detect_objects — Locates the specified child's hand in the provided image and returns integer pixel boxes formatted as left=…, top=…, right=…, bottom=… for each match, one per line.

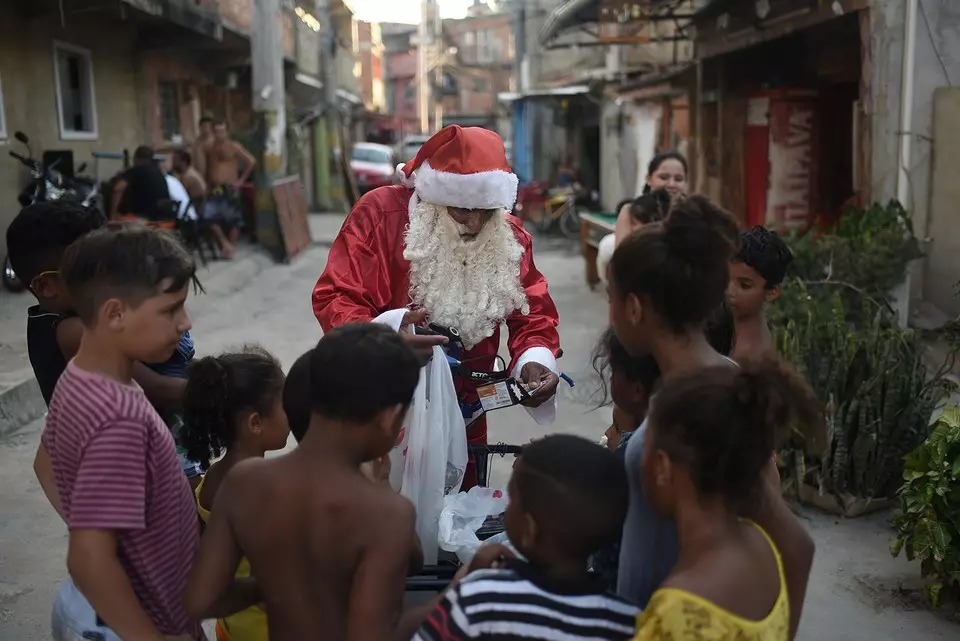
left=451, top=542, right=516, bottom=587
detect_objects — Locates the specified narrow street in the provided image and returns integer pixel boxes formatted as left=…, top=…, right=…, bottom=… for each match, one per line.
left=0, top=229, right=956, bottom=639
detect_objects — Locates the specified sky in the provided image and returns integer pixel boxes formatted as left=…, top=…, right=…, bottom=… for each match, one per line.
left=347, top=0, right=478, bottom=24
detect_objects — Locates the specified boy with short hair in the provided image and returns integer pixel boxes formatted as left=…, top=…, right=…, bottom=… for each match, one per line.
left=185, top=324, right=422, bottom=641
left=45, top=224, right=255, bottom=641
left=7, top=204, right=204, bottom=514
left=727, top=225, right=793, bottom=362
left=411, top=434, right=639, bottom=641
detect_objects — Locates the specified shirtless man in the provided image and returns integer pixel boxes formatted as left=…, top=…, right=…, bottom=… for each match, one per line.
left=183, top=324, right=420, bottom=641
left=192, top=116, right=214, bottom=179
left=171, top=149, right=206, bottom=207
left=203, top=120, right=256, bottom=258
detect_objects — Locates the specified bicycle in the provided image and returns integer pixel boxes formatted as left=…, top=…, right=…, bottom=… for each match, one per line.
left=521, top=186, right=582, bottom=240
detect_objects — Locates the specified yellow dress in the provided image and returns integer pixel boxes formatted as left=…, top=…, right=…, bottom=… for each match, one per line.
left=195, top=477, right=269, bottom=641
left=632, top=522, right=790, bottom=641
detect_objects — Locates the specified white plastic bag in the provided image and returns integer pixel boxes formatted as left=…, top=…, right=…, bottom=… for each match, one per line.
left=438, top=486, right=510, bottom=564
left=394, top=343, right=468, bottom=564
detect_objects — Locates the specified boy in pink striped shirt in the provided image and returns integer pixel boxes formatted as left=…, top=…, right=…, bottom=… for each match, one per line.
left=44, top=224, right=258, bottom=641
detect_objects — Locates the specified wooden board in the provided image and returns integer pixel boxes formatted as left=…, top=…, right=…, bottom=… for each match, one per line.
left=271, top=176, right=313, bottom=262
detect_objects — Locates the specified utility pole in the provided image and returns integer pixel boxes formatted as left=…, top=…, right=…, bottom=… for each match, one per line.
left=418, top=0, right=431, bottom=133
left=251, top=0, right=286, bottom=178
left=315, top=0, right=339, bottom=209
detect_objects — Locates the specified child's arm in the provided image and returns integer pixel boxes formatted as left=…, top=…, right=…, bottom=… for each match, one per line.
left=183, top=465, right=261, bottom=619
left=56, top=317, right=186, bottom=411
left=68, top=529, right=165, bottom=641
left=347, top=496, right=416, bottom=641
left=747, top=460, right=815, bottom=640
left=33, top=441, right=66, bottom=522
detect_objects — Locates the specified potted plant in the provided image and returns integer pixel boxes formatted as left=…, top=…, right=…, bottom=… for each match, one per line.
left=771, top=201, right=952, bottom=516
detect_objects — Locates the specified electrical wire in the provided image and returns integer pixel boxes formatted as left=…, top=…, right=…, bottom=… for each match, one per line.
left=918, top=0, right=953, bottom=86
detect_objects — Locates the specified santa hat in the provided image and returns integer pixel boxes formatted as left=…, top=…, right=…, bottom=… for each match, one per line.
left=396, top=125, right=518, bottom=210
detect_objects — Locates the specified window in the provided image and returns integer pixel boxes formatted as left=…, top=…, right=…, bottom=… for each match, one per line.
left=404, top=83, right=415, bottom=104
left=158, top=81, right=181, bottom=140
left=0, top=74, right=6, bottom=140
left=53, top=42, right=98, bottom=140
left=475, top=78, right=487, bottom=92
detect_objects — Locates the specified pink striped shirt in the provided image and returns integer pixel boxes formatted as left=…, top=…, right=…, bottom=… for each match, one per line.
left=42, top=361, right=201, bottom=638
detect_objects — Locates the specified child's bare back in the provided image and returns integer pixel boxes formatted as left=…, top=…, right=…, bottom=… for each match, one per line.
left=215, top=452, right=414, bottom=640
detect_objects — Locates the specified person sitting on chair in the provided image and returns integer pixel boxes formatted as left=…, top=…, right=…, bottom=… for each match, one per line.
left=111, top=146, right=173, bottom=228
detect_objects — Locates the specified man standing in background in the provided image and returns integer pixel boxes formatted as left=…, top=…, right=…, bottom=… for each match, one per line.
left=191, top=117, right=214, bottom=180
left=202, top=120, right=256, bottom=259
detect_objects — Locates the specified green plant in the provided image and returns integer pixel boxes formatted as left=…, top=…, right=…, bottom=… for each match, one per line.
left=891, top=407, right=960, bottom=606
left=769, top=200, right=924, bottom=328
left=776, top=292, right=952, bottom=500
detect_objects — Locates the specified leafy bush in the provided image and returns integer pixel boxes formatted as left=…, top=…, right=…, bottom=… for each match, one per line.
left=891, top=407, right=960, bottom=606
left=770, top=200, right=924, bottom=328
left=776, top=293, right=951, bottom=500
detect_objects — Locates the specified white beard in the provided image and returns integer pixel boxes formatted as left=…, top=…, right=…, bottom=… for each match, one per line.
left=403, top=197, right=529, bottom=349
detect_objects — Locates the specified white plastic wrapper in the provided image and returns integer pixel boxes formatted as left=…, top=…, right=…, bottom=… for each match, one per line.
left=438, top=486, right=510, bottom=564
left=388, top=343, right=468, bottom=564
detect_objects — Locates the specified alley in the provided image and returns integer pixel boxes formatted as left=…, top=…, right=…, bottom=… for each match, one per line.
left=0, top=228, right=957, bottom=640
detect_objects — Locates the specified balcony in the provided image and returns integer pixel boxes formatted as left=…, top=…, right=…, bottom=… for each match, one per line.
left=122, top=0, right=223, bottom=39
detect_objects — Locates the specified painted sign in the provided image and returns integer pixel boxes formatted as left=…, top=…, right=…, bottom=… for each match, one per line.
left=767, top=100, right=816, bottom=230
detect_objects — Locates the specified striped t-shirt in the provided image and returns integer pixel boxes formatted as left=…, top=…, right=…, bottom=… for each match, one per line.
left=414, top=561, right=639, bottom=641
left=42, top=361, right=201, bottom=638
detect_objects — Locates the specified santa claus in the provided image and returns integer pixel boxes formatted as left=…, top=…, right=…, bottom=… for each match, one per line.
left=312, top=125, right=561, bottom=488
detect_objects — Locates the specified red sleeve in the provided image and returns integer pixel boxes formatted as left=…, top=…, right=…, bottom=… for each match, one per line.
left=505, top=226, right=561, bottom=368
left=69, top=420, right=148, bottom=531
left=312, top=199, right=398, bottom=331
left=413, top=585, right=474, bottom=641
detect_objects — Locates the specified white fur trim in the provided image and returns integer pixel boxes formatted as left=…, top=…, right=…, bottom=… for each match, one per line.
left=415, top=161, right=518, bottom=210
left=395, top=164, right=415, bottom=188
left=512, top=346, right=558, bottom=425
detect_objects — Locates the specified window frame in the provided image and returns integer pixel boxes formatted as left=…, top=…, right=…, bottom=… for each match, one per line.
left=52, top=40, right=99, bottom=141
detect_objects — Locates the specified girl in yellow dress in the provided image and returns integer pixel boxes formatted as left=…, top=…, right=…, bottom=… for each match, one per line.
left=632, top=359, right=821, bottom=641
left=180, top=346, right=290, bottom=641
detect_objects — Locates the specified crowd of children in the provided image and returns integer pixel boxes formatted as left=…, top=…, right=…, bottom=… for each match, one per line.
left=10, top=169, right=816, bottom=641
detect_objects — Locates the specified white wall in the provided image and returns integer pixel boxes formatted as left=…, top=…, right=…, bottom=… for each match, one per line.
left=869, top=0, right=960, bottom=314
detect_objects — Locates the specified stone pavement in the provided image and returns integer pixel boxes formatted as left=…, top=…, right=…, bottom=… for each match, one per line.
left=0, top=220, right=957, bottom=640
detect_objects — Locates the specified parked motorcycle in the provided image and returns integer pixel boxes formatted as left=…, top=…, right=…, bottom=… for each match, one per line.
left=3, top=132, right=99, bottom=292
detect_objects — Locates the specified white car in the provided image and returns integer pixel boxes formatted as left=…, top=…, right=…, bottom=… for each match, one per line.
left=350, top=142, right=397, bottom=193
left=397, top=134, right=431, bottom=165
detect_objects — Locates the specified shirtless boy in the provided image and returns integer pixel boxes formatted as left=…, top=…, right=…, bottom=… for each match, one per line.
left=184, top=323, right=421, bottom=641
left=727, top=225, right=793, bottom=362
left=203, top=120, right=256, bottom=258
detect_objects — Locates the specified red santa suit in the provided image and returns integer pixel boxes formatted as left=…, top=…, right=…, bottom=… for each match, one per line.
left=312, top=125, right=561, bottom=488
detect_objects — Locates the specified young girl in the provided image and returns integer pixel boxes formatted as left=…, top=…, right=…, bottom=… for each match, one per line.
left=180, top=346, right=289, bottom=641
left=634, top=360, right=821, bottom=640
left=608, top=194, right=814, bottom=637
left=591, top=327, right=660, bottom=451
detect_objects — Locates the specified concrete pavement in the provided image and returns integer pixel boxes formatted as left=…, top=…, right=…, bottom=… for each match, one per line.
left=0, top=222, right=957, bottom=639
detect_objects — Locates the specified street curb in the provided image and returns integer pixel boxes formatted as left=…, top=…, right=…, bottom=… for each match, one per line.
left=0, top=247, right=278, bottom=442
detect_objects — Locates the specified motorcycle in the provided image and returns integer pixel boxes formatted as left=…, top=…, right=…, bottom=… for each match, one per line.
left=3, top=132, right=99, bottom=292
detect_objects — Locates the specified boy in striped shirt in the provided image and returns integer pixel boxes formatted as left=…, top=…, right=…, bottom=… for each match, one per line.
left=44, top=224, right=257, bottom=641
left=413, top=434, right=639, bottom=641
